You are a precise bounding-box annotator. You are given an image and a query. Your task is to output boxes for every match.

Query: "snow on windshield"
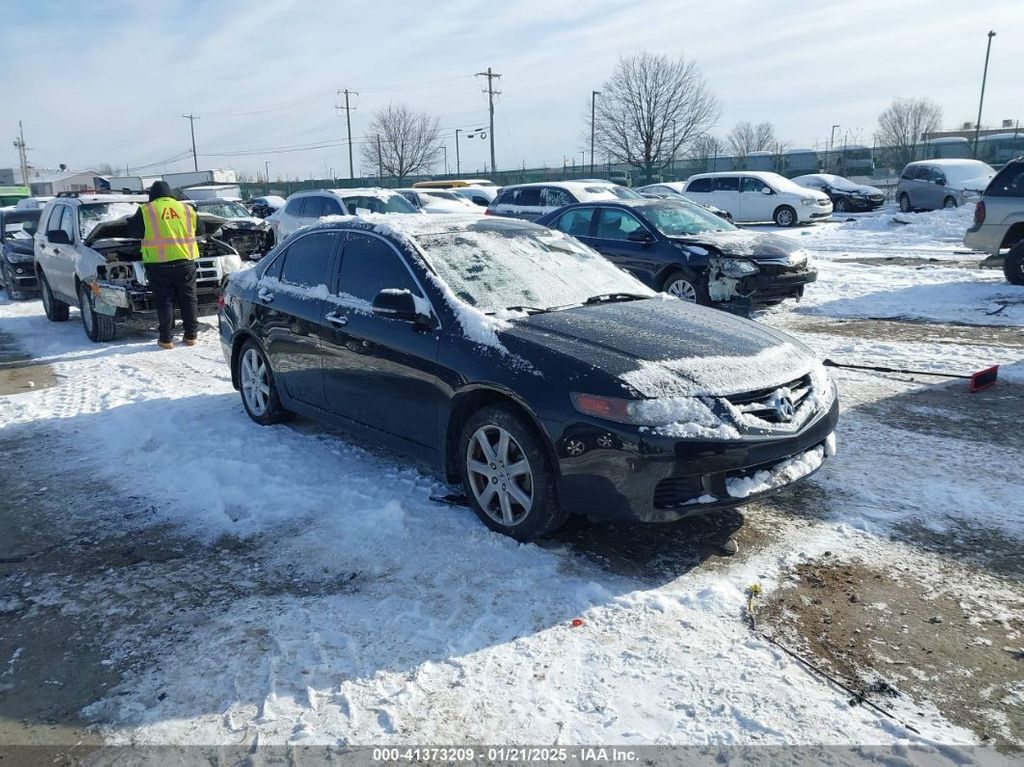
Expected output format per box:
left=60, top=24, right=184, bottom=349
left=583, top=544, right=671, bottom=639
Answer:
left=413, top=228, right=654, bottom=313
left=645, top=202, right=735, bottom=235
left=940, top=161, right=995, bottom=185
left=198, top=201, right=250, bottom=218
left=78, top=203, right=139, bottom=238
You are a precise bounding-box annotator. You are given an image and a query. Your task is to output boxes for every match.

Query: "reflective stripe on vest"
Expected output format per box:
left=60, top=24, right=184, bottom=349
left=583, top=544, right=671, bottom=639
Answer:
left=140, top=199, right=199, bottom=263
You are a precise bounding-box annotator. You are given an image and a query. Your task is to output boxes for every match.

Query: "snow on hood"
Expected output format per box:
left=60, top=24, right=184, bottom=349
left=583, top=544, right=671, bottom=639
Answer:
left=670, top=230, right=807, bottom=261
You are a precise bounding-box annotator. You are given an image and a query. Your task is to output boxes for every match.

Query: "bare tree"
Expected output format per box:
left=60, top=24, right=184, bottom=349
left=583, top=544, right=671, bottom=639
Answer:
left=726, top=121, right=777, bottom=167
left=361, top=103, right=442, bottom=184
left=874, top=97, right=943, bottom=171
left=588, top=52, right=720, bottom=183
left=692, top=134, right=725, bottom=171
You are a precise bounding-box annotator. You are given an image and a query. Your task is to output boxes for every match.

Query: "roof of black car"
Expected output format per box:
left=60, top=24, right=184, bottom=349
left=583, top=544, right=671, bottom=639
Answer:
left=309, top=213, right=548, bottom=239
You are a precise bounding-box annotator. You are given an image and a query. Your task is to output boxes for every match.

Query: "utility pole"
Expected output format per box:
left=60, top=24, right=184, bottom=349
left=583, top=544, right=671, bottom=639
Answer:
left=455, top=129, right=462, bottom=176
left=13, top=121, right=30, bottom=186
left=829, top=124, right=840, bottom=172
left=182, top=114, right=200, bottom=171
left=265, top=161, right=271, bottom=195
left=590, top=90, right=600, bottom=176
left=337, top=89, right=358, bottom=178
left=377, top=134, right=384, bottom=185
left=973, top=31, right=996, bottom=159
left=475, top=67, right=502, bottom=174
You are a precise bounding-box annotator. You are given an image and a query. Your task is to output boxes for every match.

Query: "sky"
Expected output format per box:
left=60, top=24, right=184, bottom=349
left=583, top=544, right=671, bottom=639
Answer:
left=1, top=0, right=1022, bottom=181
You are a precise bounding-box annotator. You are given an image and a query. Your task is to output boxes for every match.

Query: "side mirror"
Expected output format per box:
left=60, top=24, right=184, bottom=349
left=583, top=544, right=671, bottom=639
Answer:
left=372, top=288, right=431, bottom=325
left=627, top=230, right=654, bottom=244
left=47, top=229, right=71, bottom=245
left=935, top=178, right=946, bottom=186
left=761, top=186, right=773, bottom=195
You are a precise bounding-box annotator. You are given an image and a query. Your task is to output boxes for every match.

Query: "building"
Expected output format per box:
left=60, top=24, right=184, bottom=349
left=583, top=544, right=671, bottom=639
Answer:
left=0, top=168, right=17, bottom=185
left=27, top=169, right=106, bottom=196
left=924, top=119, right=1021, bottom=142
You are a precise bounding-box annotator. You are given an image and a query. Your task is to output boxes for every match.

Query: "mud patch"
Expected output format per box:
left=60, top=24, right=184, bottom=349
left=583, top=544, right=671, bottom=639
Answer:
left=0, top=331, right=57, bottom=396
left=784, top=317, right=1024, bottom=348
left=759, top=559, right=1024, bottom=748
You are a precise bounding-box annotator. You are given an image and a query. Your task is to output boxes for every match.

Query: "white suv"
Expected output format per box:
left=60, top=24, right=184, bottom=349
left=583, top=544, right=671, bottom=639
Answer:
left=33, top=193, right=243, bottom=341
left=964, top=157, right=1024, bottom=284
left=267, top=188, right=419, bottom=242
left=485, top=181, right=642, bottom=221
left=682, top=171, right=832, bottom=226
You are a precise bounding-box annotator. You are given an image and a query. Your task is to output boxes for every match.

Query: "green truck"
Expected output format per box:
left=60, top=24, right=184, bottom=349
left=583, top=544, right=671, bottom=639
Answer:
left=0, top=186, right=30, bottom=207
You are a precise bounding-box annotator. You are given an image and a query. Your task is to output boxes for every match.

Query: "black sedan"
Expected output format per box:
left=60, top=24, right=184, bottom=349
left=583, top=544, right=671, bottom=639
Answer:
left=791, top=174, right=885, bottom=213
left=536, top=199, right=817, bottom=308
left=0, top=208, right=42, bottom=299
left=219, top=216, right=838, bottom=541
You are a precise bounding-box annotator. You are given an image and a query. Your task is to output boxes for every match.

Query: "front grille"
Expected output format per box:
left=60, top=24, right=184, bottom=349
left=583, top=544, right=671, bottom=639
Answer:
left=195, top=257, right=220, bottom=283
left=725, top=373, right=812, bottom=424
left=653, top=476, right=704, bottom=509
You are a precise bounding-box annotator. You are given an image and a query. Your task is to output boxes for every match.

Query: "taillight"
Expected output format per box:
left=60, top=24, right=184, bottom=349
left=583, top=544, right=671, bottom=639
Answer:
left=216, top=294, right=226, bottom=311
left=484, top=209, right=495, bottom=215
left=973, top=201, right=986, bottom=227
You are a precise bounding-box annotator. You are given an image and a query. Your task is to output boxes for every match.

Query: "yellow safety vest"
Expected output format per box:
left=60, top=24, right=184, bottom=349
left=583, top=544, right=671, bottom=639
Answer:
left=140, top=198, right=199, bottom=263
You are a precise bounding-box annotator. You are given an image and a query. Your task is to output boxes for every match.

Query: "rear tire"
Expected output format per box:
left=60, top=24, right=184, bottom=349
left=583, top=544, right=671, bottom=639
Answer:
left=662, top=268, right=710, bottom=305
left=898, top=193, right=912, bottom=213
left=236, top=340, right=293, bottom=425
left=40, top=272, right=70, bottom=322
left=459, top=405, right=565, bottom=541
left=834, top=198, right=849, bottom=213
left=78, top=282, right=116, bottom=342
left=1004, top=243, right=1024, bottom=286
left=773, top=205, right=798, bottom=227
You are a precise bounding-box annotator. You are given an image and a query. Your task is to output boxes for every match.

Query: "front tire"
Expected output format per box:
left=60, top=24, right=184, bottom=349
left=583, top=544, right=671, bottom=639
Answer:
left=1004, top=243, right=1024, bottom=286
left=773, top=205, right=798, bottom=227
left=459, top=405, right=564, bottom=541
left=943, top=196, right=958, bottom=209
left=898, top=193, right=912, bottom=213
left=236, top=340, right=293, bottom=425
left=1, top=263, right=26, bottom=300
left=40, top=272, right=70, bottom=322
left=78, top=283, right=116, bottom=342
left=662, top=268, right=710, bottom=305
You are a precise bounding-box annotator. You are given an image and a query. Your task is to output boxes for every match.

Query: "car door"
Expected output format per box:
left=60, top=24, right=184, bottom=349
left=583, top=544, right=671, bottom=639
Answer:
left=910, top=166, right=933, bottom=208
left=738, top=176, right=774, bottom=222
left=510, top=187, right=543, bottom=220
left=34, top=204, right=64, bottom=293
left=583, top=207, right=660, bottom=285
left=709, top=176, right=741, bottom=220
left=47, top=204, right=78, bottom=300
left=320, top=231, right=443, bottom=450
left=929, top=168, right=949, bottom=208
left=256, top=230, right=341, bottom=409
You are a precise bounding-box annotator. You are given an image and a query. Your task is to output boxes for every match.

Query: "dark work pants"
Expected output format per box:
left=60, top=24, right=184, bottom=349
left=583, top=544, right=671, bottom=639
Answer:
left=144, top=260, right=198, bottom=343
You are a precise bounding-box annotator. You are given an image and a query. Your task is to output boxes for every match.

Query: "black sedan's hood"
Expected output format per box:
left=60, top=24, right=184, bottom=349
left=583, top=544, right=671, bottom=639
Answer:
left=500, top=298, right=815, bottom=397
left=668, top=229, right=805, bottom=261
left=2, top=239, right=34, bottom=256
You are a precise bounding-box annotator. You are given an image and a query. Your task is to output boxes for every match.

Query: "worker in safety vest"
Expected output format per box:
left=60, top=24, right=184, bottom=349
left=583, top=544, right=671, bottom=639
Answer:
left=126, top=181, right=200, bottom=349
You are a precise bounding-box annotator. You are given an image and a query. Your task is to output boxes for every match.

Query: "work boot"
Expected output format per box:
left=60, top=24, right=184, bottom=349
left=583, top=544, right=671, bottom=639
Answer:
left=183, top=336, right=198, bottom=347
left=158, top=340, right=174, bottom=350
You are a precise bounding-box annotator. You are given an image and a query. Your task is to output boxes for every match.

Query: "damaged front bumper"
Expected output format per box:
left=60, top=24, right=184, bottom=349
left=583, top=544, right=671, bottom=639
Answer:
left=708, top=257, right=818, bottom=305
left=85, top=280, right=223, bottom=320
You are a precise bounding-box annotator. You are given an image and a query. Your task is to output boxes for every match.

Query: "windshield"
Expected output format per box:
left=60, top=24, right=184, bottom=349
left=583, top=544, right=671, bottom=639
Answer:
left=78, top=202, right=139, bottom=238
left=344, top=194, right=417, bottom=214
left=643, top=201, right=736, bottom=235
left=942, top=161, right=995, bottom=184
left=414, top=227, right=653, bottom=313
left=3, top=211, right=41, bottom=239
left=196, top=201, right=250, bottom=218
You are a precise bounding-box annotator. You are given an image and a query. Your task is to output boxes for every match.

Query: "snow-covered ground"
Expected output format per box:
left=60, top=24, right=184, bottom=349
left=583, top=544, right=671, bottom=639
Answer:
left=1, top=208, right=1022, bottom=753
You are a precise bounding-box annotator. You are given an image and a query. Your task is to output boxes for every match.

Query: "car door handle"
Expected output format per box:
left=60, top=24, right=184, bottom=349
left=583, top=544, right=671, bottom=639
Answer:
left=325, top=311, right=348, bottom=327
left=257, top=288, right=274, bottom=302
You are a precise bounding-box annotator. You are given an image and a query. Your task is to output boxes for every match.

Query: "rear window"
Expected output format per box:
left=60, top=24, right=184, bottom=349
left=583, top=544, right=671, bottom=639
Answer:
left=280, top=232, right=338, bottom=288
left=514, top=188, right=542, bottom=207
left=300, top=197, right=324, bottom=218
left=987, top=162, right=1024, bottom=197
left=686, top=178, right=712, bottom=193
left=711, top=177, right=739, bottom=192
left=285, top=198, right=304, bottom=215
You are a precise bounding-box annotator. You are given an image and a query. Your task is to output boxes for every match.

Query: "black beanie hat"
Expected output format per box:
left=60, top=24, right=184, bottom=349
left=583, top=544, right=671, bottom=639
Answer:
left=149, top=180, right=174, bottom=200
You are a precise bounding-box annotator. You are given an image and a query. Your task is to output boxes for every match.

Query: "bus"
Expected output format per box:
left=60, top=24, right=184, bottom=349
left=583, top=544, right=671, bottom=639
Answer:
left=783, top=148, right=820, bottom=177
left=920, top=137, right=970, bottom=160
left=0, top=185, right=30, bottom=207
left=975, top=133, right=1024, bottom=168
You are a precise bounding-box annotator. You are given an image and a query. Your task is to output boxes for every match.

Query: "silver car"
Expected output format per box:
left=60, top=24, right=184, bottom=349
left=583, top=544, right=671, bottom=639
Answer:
left=896, top=159, right=995, bottom=212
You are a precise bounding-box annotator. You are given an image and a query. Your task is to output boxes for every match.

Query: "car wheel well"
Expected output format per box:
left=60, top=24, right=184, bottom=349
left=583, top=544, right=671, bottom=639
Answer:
left=230, top=331, right=258, bottom=390
left=444, top=389, right=558, bottom=484
left=1000, top=223, right=1024, bottom=251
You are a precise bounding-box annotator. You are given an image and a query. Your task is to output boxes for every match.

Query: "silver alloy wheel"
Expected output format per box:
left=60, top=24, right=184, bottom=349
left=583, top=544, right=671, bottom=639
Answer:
left=666, top=278, right=698, bottom=302
left=240, top=347, right=271, bottom=416
left=899, top=194, right=911, bottom=212
left=835, top=198, right=848, bottom=212
left=776, top=208, right=795, bottom=226
left=79, top=285, right=94, bottom=333
left=466, top=424, right=534, bottom=527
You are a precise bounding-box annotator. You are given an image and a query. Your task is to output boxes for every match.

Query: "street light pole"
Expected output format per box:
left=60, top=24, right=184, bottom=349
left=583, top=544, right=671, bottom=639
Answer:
left=590, top=90, right=601, bottom=176
left=829, top=124, right=840, bottom=172
left=455, top=129, right=462, bottom=176
left=973, top=30, right=997, bottom=159
left=264, top=161, right=271, bottom=194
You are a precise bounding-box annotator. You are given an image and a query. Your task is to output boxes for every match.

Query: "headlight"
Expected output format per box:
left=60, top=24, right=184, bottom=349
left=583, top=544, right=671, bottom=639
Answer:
left=7, top=251, right=35, bottom=264
left=716, top=258, right=760, bottom=277
left=570, top=392, right=715, bottom=427
left=960, top=189, right=980, bottom=200
left=801, top=197, right=815, bottom=206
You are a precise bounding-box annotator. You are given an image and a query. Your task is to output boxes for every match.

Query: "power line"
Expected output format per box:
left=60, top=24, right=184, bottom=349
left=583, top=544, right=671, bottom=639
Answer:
left=182, top=114, right=200, bottom=171
left=475, top=67, right=501, bottom=173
